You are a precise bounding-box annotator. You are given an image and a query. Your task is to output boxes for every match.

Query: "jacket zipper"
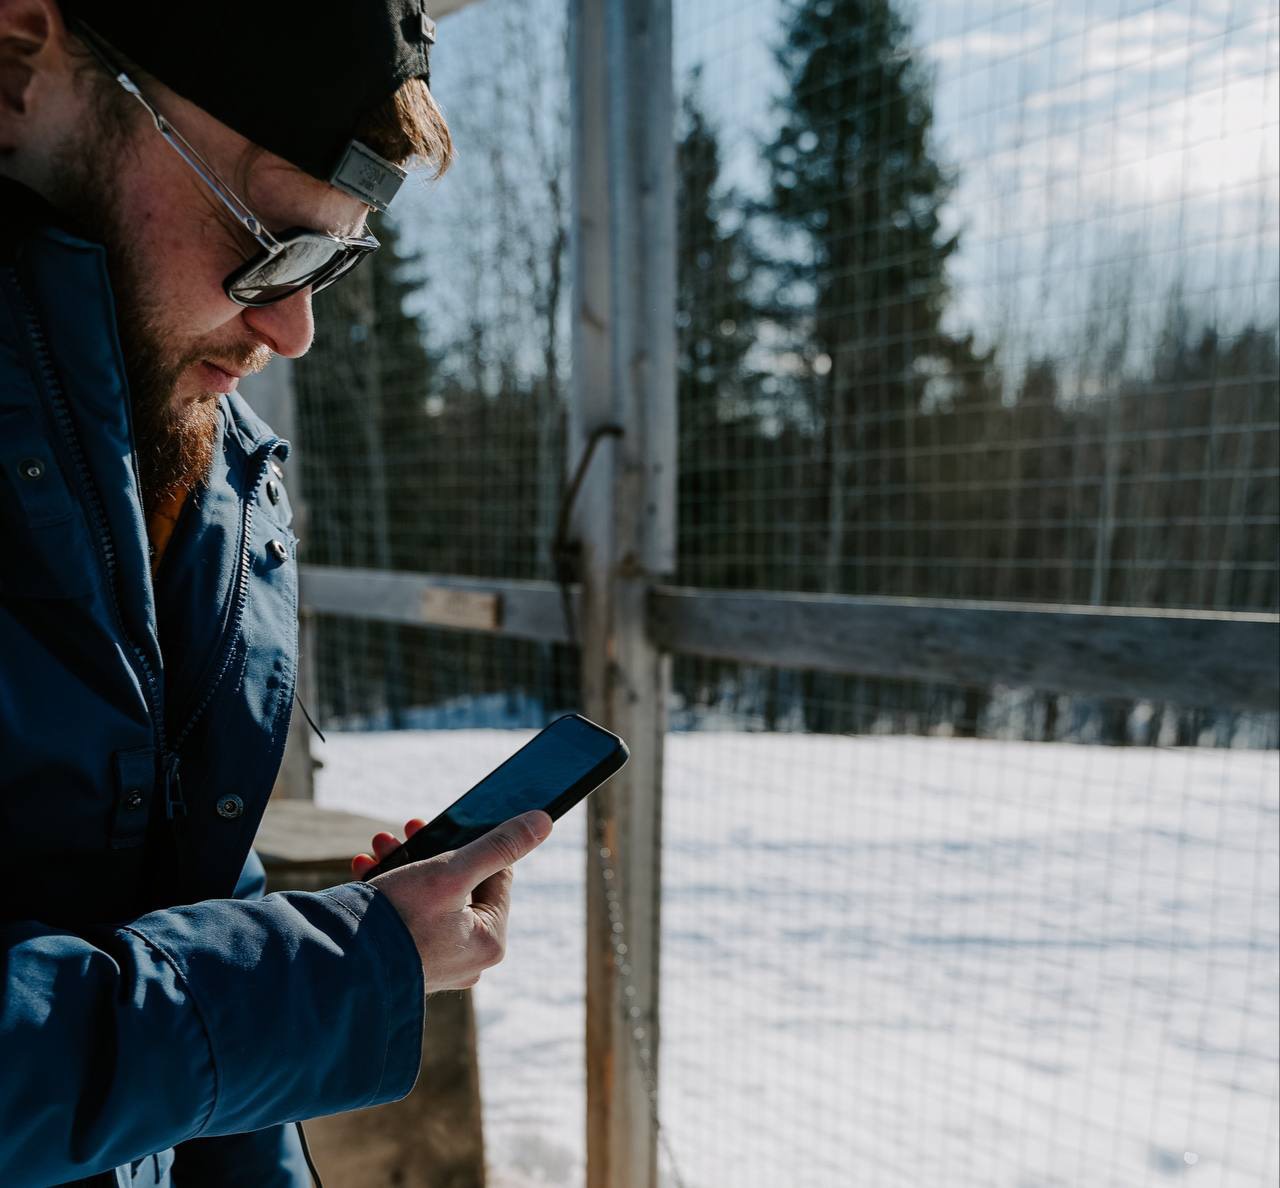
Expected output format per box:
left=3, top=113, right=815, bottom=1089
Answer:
left=8, top=265, right=284, bottom=843
left=168, top=443, right=278, bottom=755
left=4, top=265, right=171, bottom=775
left=162, top=444, right=278, bottom=851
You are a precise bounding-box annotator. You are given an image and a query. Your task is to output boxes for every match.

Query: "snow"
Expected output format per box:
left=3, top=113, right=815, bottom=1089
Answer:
left=314, top=730, right=1279, bottom=1188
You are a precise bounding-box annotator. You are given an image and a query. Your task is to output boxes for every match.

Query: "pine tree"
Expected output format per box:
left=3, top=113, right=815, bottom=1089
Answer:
left=676, top=74, right=769, bottom=591
left=678, top=76, right=761, bottom=436
left=368, top=212, right=440, bottom=578
left=761, top=0, right=988, bottom=734
left=295, top=212, right=435, bottom=724
left=765, top=0, right=967, bottom=598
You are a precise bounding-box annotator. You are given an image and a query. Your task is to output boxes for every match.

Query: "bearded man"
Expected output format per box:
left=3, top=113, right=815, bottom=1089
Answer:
left=0, top=3, right=553, bottom=1185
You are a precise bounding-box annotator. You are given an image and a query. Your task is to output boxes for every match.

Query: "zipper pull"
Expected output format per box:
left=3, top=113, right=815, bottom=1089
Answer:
left=163, top=752, right=187, bottom=820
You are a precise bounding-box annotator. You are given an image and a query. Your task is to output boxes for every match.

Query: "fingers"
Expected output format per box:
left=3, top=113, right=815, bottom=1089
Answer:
left=449, top=810, right=553, bottom=886
left=371, top=831, right=401, bottom=861
left=470, top=866, right=513, bottom=921
left=352, top=821, right=425, bottom=880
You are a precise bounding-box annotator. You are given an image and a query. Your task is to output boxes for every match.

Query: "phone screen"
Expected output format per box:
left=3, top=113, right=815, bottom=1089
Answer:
left=368, top=715, right=627, bottom=875
left=449, top=715, right=617, bottom=829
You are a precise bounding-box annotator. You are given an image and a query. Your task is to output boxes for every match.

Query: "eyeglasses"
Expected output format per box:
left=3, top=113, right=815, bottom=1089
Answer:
left=73, top=22, right=380, bottom=308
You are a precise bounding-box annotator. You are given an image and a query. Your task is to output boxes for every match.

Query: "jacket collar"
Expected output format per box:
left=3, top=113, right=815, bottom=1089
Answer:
left=225, top=391, right=290, bottom=463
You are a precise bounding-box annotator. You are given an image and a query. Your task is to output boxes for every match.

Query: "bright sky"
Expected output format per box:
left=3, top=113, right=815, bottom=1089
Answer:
left=674, top=0, right=1280, bottom=366
left=401, top=0, right=1279, bottom=382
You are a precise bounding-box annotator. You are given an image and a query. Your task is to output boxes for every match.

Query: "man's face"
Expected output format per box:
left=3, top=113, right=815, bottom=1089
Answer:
left=43, top=46, right=369, bottom=514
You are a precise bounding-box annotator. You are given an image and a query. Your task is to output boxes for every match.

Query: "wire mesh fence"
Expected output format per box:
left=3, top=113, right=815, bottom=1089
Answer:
left=292, top=0, right=574, bottom=731
left=292, top=2, right=583, bottom=1179
left=673, top=0, right=1278, bottom=747
left=674, top=0, right=1278, bottom=612
left=279, top=0, right=1280, bottom=1184
left=304, top=625, right=585, bottom=1183
left=660, top=1, right=1278, bottom=1183
left=660, top=657, right=1278, bottom=1186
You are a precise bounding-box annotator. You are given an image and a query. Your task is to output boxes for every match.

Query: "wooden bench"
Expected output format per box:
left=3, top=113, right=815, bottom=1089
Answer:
left=256, top=799, right=487, bottom=1188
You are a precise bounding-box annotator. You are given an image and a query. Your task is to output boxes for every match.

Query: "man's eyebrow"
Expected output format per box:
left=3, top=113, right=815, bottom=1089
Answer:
left=256, top=159, right=369, bottom=238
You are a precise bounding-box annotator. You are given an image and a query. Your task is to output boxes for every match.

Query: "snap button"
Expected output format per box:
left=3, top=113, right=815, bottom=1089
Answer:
left=266, top=479, right=281, bottom=505
left=18, top=457, right=45, bottom=481
left=124, top=789, right=144, bottom=811
left=267, top=539, right=288, bottom=563
left=216, top=794, right=244, bottom=820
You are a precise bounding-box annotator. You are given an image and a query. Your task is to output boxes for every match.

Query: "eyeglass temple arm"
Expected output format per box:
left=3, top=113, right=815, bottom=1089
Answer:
left=76, top=24, right=284, bottom=256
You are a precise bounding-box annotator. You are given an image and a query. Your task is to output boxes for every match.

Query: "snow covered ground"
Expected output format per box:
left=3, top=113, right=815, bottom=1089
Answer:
left=314, top=731, right=1279, bottom=1188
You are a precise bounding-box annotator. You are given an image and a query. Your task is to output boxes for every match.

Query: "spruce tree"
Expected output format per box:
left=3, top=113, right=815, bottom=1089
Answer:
left=676, top=74, right=768, bottom=591
left=765, top=0, right=965, bottom=598
left=295, top=212, right=435, bottom=723
left=763, top=0, right=979, bottom=733
left=367, top=212, right=440, bottom=578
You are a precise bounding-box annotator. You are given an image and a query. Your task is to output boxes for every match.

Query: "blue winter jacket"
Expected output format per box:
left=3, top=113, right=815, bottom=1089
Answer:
left=0, top=179, right=425, bottom=1185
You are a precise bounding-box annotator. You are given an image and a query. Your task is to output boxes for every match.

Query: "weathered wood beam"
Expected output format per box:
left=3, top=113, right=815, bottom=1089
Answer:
left=650, top=587, right=1280, bottom=713
left=297, top=566, right=1277, bottom=713
left=299, top=564, right=576, bottom=644
left=572, top=0, right=674, bottom=1183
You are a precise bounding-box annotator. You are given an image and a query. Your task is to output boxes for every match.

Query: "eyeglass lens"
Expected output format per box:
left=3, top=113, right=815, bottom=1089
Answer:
left=228, top=237, right=369, bottom=305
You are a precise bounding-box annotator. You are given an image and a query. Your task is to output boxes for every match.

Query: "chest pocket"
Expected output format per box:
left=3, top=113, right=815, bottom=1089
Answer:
left=0, top=406, right=95, bottom=599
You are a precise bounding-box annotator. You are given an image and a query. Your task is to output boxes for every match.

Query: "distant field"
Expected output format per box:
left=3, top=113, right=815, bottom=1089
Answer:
left=316, top=731, right=1279, bottom=1188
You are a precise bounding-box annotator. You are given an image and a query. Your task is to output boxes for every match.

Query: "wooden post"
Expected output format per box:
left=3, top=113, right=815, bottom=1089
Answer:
left=240, top=359, right=315, bottom=801
left=255, top=801, right=487, bottom=1188
left=570, top=0, right=676, bottom=1185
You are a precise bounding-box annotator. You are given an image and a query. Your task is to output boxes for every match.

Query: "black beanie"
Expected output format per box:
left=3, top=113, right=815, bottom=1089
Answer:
left=60, top=1, right=436, bottom=209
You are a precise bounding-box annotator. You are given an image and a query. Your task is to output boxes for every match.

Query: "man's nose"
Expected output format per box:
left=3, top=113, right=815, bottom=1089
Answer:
left=240, top=288, right=316, bottom=359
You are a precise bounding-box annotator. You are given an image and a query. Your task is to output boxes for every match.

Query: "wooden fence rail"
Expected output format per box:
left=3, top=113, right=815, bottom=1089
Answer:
left=299, top=564, right=1279, bottom=714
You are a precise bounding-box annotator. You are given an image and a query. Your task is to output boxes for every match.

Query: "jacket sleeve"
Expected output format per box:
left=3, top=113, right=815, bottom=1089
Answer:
left=168, top=849, right=312, bottom=1188
left=0, top=866, right=425, bottom=1188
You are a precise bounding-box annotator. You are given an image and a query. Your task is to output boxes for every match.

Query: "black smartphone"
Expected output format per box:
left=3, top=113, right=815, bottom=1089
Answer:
left=362, top=713, right=629, bottom=879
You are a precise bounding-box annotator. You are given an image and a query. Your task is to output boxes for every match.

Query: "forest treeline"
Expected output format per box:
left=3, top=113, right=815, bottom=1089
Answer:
left=294, top=0, right=1278, bottom=747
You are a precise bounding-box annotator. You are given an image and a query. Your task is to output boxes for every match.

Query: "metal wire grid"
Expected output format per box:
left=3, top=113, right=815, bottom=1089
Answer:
left=294, top=0, right=570, bottom=588
left=672, top=0, right=1279, bottom=612
left=660, top=1, right=1280, bottom=1184
left=308, top=620, right=586, bottom=1186
left=291, top=0, right=574, bottom=728
left=658, top=657, right=1279, bottom=1188
left=399, top=0, right=568, bottom=586
left=291, top=4, right=582, bottom=1181
left=286, top=0, right=1280, bottom=1183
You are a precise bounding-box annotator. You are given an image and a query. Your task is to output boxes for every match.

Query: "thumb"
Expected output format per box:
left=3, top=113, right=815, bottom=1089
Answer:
left=449, top=810, right=553, bottom=886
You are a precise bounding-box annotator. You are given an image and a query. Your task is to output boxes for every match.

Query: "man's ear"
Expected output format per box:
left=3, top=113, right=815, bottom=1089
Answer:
left=0, top=0, right=59, bottom=135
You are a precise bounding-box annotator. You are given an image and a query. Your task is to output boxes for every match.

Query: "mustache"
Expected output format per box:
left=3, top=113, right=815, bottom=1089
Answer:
left=197, top=343, right=274, bottom=379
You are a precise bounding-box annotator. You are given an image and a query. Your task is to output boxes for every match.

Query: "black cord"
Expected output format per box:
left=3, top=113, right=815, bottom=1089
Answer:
left=294, top=688, right=327, bottom=743
left=295, top=1120, right=324, bottom=1188
left=552, top=423, right=624, bottom=643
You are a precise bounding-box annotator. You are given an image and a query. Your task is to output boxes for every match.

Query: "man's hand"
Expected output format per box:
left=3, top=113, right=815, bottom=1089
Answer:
left=354, top=810, right=553, bottom=994
left=351, top=820, right=430, bottom=881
